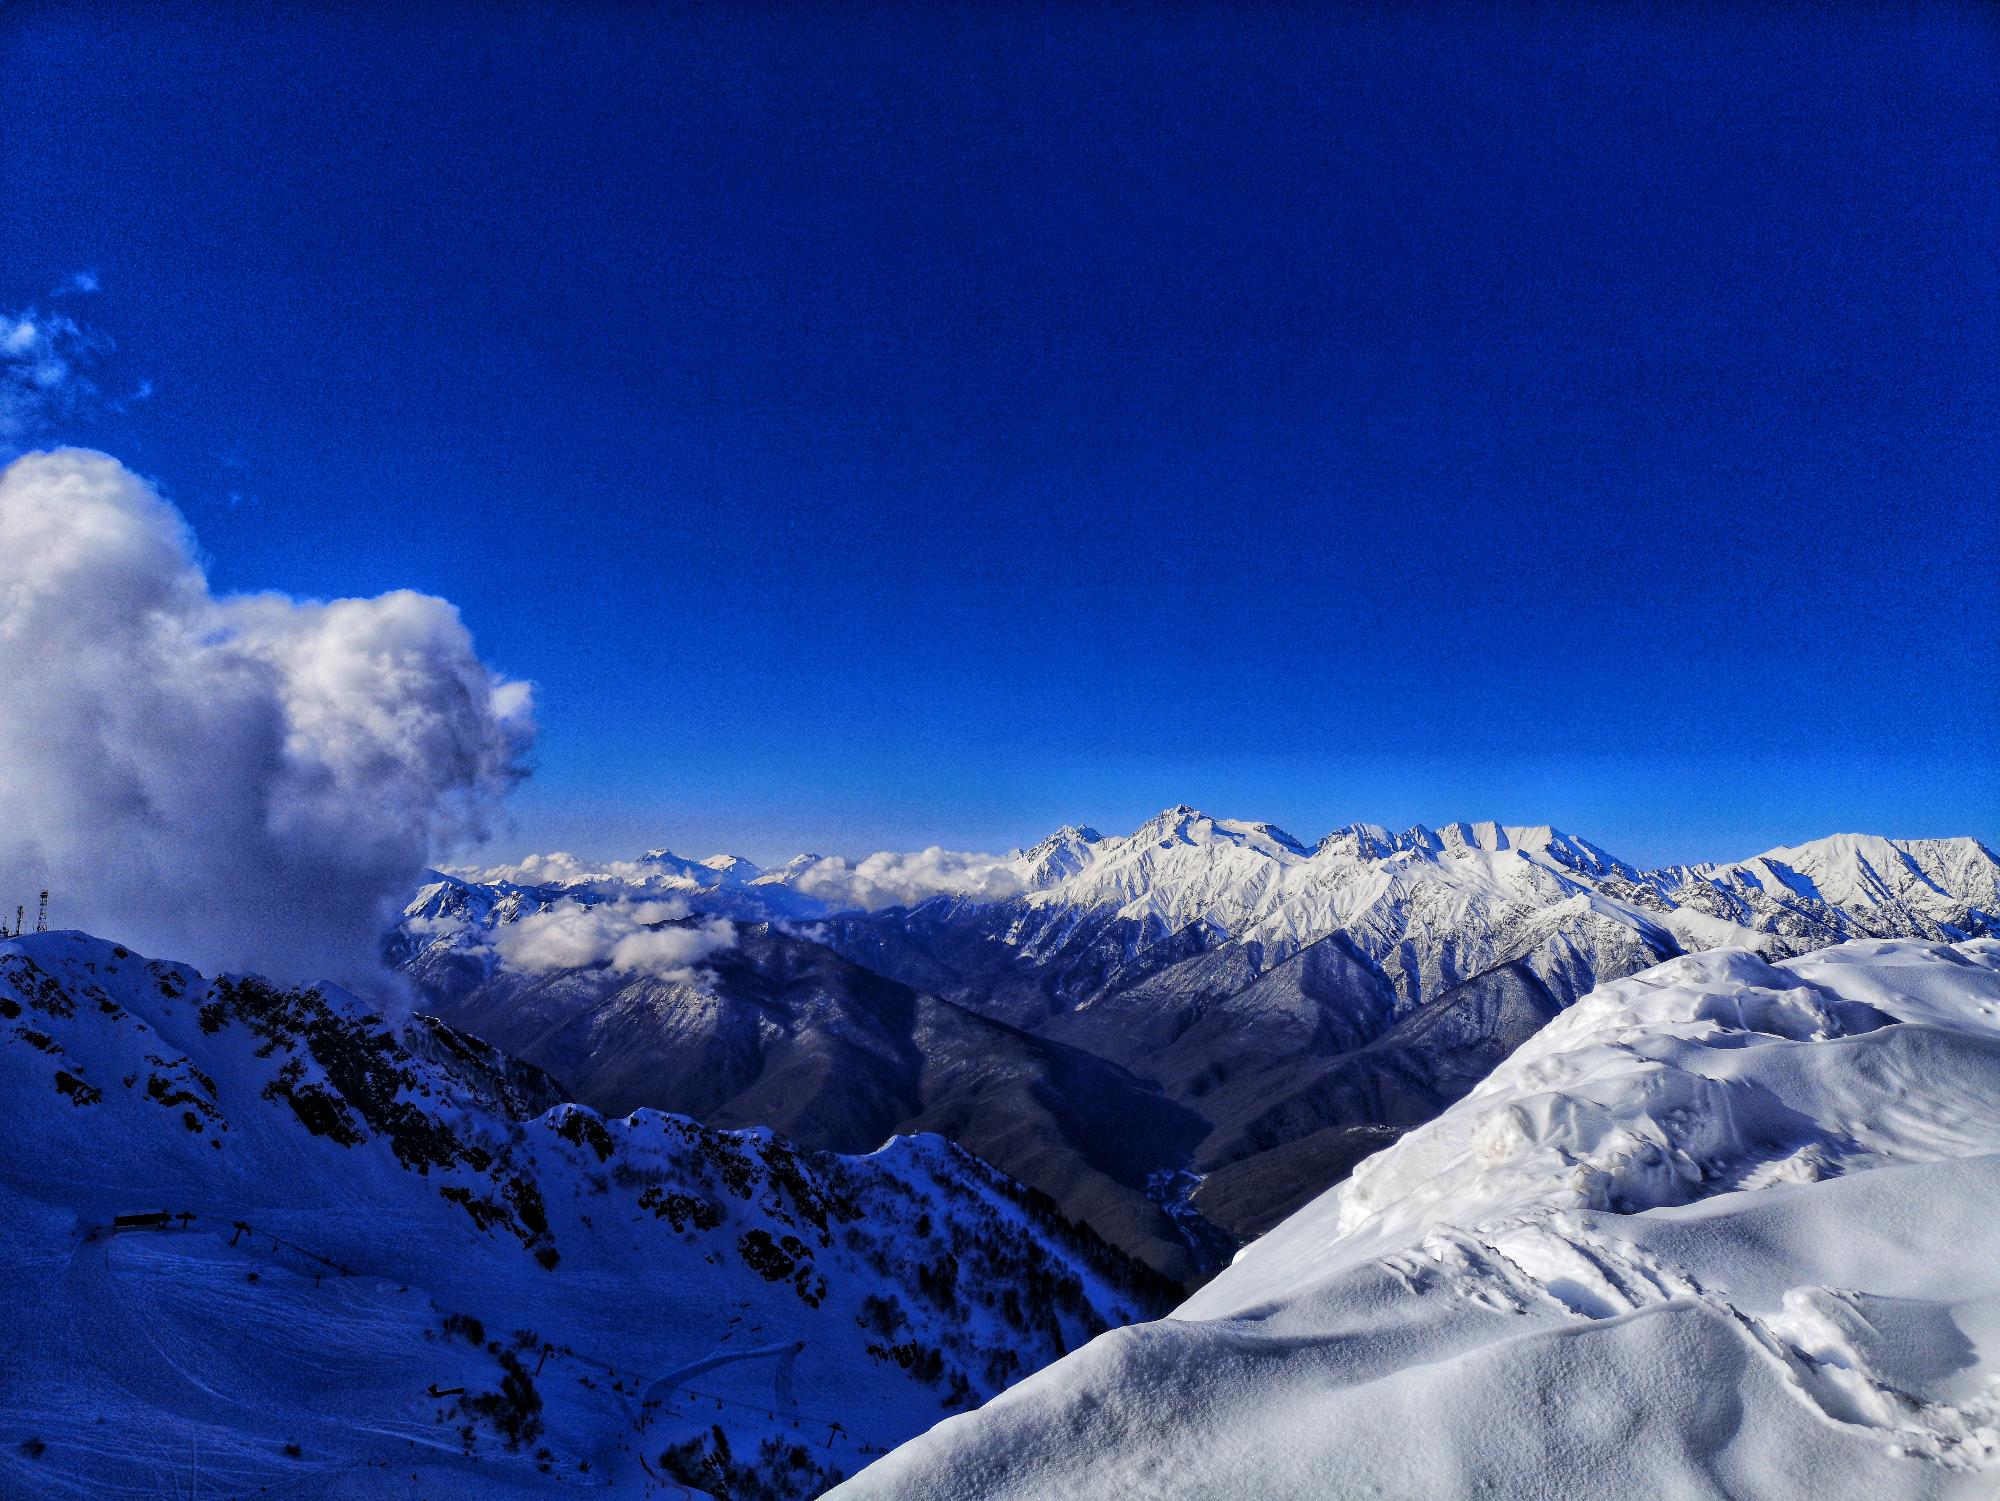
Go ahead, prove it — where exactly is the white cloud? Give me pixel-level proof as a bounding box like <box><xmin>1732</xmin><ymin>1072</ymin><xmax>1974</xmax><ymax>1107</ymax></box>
<box><xmin>490</xmin><ymin>899</ymin><xmax>732</xmax><ymax>981</ymax></box>
<box><xmin>0</xmin><ymin>448</ymin><xmax>534</xmax><ymax>989</ymax></box>
<box><xmin>789</xmin><ymin>847</ymin><xmax>1024</xmax><ymax>911</ymax></box>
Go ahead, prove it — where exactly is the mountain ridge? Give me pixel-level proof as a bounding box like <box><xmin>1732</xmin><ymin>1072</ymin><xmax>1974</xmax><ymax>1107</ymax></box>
<box><xmin>0</xmin><ymin>929</ymin><xmax>1168</xmax><ymax>1498</ymax></box>
<box><xmin>401</xmin><ymin>816</ymin><xmax>2000</xmax><ymax>1278</ymax></box>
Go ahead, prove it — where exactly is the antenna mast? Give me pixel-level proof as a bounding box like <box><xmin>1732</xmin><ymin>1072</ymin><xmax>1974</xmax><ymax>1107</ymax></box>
<box><xmin>36</xmin><ymin>891</ymin><xmax>48</xmax><ymax>933</ymax></box>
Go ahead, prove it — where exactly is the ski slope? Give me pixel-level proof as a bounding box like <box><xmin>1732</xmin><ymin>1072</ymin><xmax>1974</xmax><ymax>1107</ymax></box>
<box><xmin>0</xmin><ymin>931</ymin><xmax>1161</xmax><ymax>1499</ymax></box>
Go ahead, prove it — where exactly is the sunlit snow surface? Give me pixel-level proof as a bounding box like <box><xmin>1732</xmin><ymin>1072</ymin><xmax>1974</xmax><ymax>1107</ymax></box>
<box><xmin>836</xmin><ymin>939</ymin><xmax>2000</xmax><ymax>1500</ymax></box>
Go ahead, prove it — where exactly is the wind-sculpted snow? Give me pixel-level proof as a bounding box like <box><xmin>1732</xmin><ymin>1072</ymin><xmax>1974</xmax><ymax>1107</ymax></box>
<box><xmin>0</xmin><ymin>931</ymin><xmax>1166</xmax><ymax>1499</ymax></box>
<box><xmin>832</xmin><ymin>939</ymin><xmax>2000</xmax><ymax>1500</ymax></box>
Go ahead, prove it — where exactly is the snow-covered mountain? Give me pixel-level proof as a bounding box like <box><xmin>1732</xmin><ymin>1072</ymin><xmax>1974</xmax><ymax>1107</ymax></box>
<box><xmin>396</xmin><ymin>814</ymin><xmax>2000</xmax><ymax>1277</ymax></box>
<box><xmin>0</xmin><ymin>931</ymin><xmax>1165</xmax><ymax>1499</ymax></box>
<box><xmin>396</xmin><ymin>911</ymin><xmax>1219</xmax><ymax>1284</ymax></box>
<box><xmin>835</xmin><ymin>938</ymin><xmax>2000</xmax><ymax>1499</ymax></box>
<box><xmin>954</xmin><ymin>811</ymin><xmax>2000</xmax><ymax>1013</ymax></box>
<box><xmin>429</xmin><ymin>814</ymin><xmax>2000</xmax><ymax>1002</ymax></box>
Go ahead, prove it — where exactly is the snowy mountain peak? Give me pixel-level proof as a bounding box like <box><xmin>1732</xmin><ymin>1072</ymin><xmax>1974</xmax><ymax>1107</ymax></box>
<box><xmin>1313</xmin><ymin>823</ymin><xmax>1398</xmax><ymax>859</ymax></box>
<box><xmin>1014</xmin><ymin>824</ymin><xmax>1107</xmax><ymax>888</ymax></box>
<box><xmin>1130</xmin><ymin>805</ymin><xmax>1309</xmax><ymax>859</ymax></box>
<box><xmin>1684</xmin><ymin>833</ymin><xmax>2000</xmax><ymax>933</ymax></box>
<box><xmin>630</xmin><ymin>847</ymin><xmax>769</xmax><ymax>890</ymax></box>
<box><xmin>750</xmin><ymin>852</ymin><xmax>826</xmax><ymax>886</ymax></box>
<box><xmin>1019</xmin><ymin>823</ymin><xmax>1104</xmax><ymax>854</ymax></box>
<box><xmin>1433</xmin><ymin>820</ymin><xmax>1550</xmax><ymax>856</ymax></box>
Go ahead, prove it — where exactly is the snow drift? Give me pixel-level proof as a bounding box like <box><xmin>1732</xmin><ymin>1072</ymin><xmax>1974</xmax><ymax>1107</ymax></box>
<box><xmin>834</xmin><ymin>938</ymin><xmax>2000</xmax><ymax>1500</ymax></box>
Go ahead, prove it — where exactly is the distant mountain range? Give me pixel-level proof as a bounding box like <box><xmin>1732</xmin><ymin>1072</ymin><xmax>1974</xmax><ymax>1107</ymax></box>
<box><xmin>393</xmin><ymin>813</ymin><xmax>2000</xmax><ymax>1284</ymax></box>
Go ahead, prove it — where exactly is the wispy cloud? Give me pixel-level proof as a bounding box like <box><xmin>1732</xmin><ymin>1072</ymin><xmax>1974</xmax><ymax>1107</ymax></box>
<box><xmin>110</xmin><ymin>377</ymin><xmax>154</xmax><ymax>414</ymax></box>
<box><xmin>0</xmin><ymin>285</ymin><xmax>110</xmax><ymax>444</ymax></box>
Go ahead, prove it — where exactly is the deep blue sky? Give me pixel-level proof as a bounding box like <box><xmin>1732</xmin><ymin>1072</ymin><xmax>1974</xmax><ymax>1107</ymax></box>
<box><xmin>4</xmin><ymin>2</ymin><xmax>1995</xmax><ymax>866</ymax></box>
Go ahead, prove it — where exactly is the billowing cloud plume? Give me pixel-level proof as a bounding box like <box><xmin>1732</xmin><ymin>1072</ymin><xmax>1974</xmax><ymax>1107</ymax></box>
<box><xmin>490</xmin><ymin>899</ymin><xmax>734</xmax><ymax>980</ymax></box>
<box><xmin>788</xmin><ymin>847</ymin><xmax>1023</xmax><ymax>911</ymax></box>
<box><xmin>0</xmin><ymin>449</ymin><xmax>534</xmax><ymax>988</ymax></box>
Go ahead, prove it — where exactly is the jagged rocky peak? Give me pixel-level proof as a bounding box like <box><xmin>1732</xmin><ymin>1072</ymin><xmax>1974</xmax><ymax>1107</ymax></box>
<box><xmin>1396</xmin><ymin>821</ymin><xmax>1635</xmax><ymax>877</ymax></box>
<box><xmin>1431</xmin><ymin>819</ymin><xmax>1566</xmax><ymax>856</ymax></box>
<box><xmin>1313</xmin><ymin>823</ymin><xmax>1398</xmax><ymax>860</ymax></box>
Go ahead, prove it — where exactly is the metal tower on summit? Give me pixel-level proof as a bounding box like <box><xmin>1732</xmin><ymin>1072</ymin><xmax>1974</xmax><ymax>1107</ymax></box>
<box><xmin>0</xmin><ymin>892</ymin><xmax>49</xmax><ymax>938</ymax></box>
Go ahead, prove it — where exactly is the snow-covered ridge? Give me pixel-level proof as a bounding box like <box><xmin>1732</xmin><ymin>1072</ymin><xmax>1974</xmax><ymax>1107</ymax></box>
<box><xmin>836</xmin><ymin>938</ymin><xmax>2000</xmax><ymax>1499</ymax></box>
<box><xmin>989</xmin><ymin>812</ymin><xmax>1997</xmax><ymax>975</ymax></box>
<box><xmin>0</xmin><ymin>930</ymin><xmax>1166</xmax><ymax>1499</ymax></box>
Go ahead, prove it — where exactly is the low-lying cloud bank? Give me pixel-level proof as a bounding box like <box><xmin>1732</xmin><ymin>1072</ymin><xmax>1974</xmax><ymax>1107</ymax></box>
<box><xmin>788</xmin><ymin>848</ymin><xmax>1024</xmax><ymax>910</ymax></box>
<box><xmin>0</xmin><ymin>448</ymin><xmax>533</xmax><ymax>988</ymax></box>
<box><xmin>450</xmin><ymin>845</ymin><xmax>1024</xmax><ymax>915</ymax></box>
<box><xmin>453</xmin><ymin>851</ymin><xmax>661</xmax><ymax>887</ymax></box>
<box><xmin>490</xmin><ymin>899</ymin><xmax>735</xmax><ymax>981</ymax></box>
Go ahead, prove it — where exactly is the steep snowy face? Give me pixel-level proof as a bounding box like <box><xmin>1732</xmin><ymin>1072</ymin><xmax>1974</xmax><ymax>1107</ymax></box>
<box><xmin>835</xmin><ymin>939</ymin><xmax>2000</xmax><ymax>1501</ymax></box>
<box><xmin>1680</xmin><ymin>834</ymin><xmax>2000</xmax><ymax>941</ymax></box>
<box><xmin>1011</xmin><ymin>825</ymin><xmax>1105</xmax><ymax>889</ymax></box>
<box><xmin>0</xmin><ymin>931</ymin><xmax>1164</xmax><ymax>1500</ymax></box>
<box><xmin>962</xmin><ymin>807</ymin><xmax>1692</xmax><ymax>1014</ymax></box>
<box><xmin>1008</xmin><ymin>805</ymin><xmax>1313</xmax><ymax>937</ymax></box>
